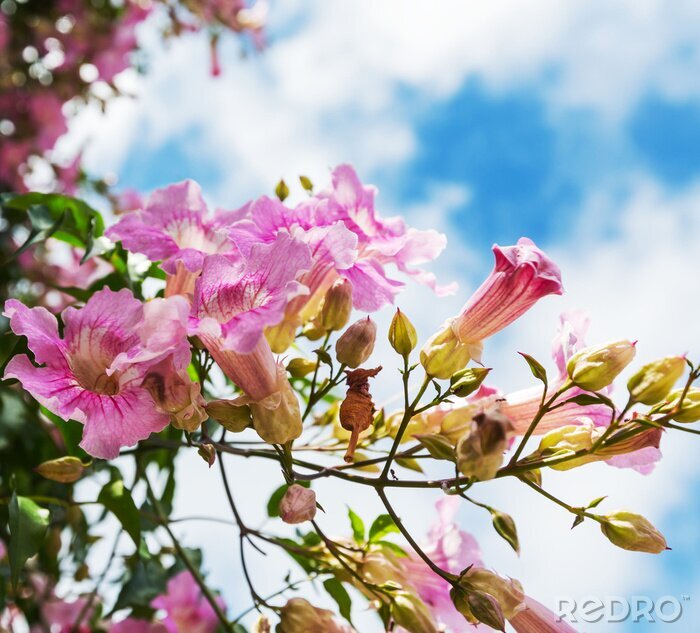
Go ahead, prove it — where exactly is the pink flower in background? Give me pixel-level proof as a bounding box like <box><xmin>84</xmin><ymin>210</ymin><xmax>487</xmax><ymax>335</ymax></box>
<box><xmin>114</xmin><ymin>188</ymin><xmax>144</xmax><ymax>215</ymax></box>
<box><xmin>110</xmin><ymin>619</ymin><xmax>167</xmax><ymax>633</ymax></box>
<box><xmin>190</xmin><ymin>233</ymin><xmax>310</xmax><ymax>400</ymax></box>
<box><xmin>402</xmin><ymin>497</ymin><xmax>485</xmax><ymax>632</ymax></box>
<box><xmin>151</xmin><ymin>571</ymin><xmax>225</xmax><ymax>633</ymax></box>
<box><xmin>42</xmin><ymin>596</ymin><xmax>93</xmax><ymax>633</ymax></box>
<box><xmin>106</xmin><ymin>180</ymin><xmax>247</xmax><ymax>297</ymax></box>
<box><xmin>510</xmin><ymin>596</ymin><xmax>578</xmax><ymax>632</ymax></box>
<box><xmin>3</xmin><ymin>289</ymin><xmax>191</xmax><ymax>458</ymax></box>
<box><xmin>451</xmin><ymin>238</ymin><xmax>563</xmax><ymax>360</ymax></box>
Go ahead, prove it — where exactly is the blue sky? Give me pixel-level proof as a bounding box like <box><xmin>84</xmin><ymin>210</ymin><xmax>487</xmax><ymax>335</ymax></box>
<box><xmin>64</xmin><ymin>1</ymin><xmax>700</xmax><ymax>630</ymax></box>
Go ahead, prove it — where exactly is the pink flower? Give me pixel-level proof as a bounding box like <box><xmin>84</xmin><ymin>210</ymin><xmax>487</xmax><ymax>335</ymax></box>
<box><xmin>190</xmin><ymin>232</ymin><xmax>310</xmax><ymax>401</ymax></box>
<box><xmin>110</xmin><ymin>619</ymin><xmax>168</xmax><ymax>633</ymax></box>
<box><xmin>151</xmin><ymin>571</ymin><xmax>225</xmax><ymax>633</ymax></box>
<box><xmin>320</xmin><ymin>164</ymin><xmax>455</xmax><ymax>309</ymax></box>
<box><xmin>106</xmin><ymin>180</ymin><xmax>247</xmax><ymax>298</ymax></box>
<box><xmin>402</xmin><ymin>497</ymin><xmax>485</xmax><ymax>632</ymax></box>
<box><xmin>510</xmin><ymin>596</ymin><xmax>578</xmax><ymax>632</ymax></box>
<box><xmin>3</xmin><ymin>289</ymin><xmax>191</xmax><ymax>459</ymax></box>
<box><xmin>42</xmin><ymin>596</ymin><xmax>93</xmax><ymax>633</ymax></box>
<box><xmin>451</xmin><ymin>238</ymin><xmax>563</xmax><ymax>359</ymax></box>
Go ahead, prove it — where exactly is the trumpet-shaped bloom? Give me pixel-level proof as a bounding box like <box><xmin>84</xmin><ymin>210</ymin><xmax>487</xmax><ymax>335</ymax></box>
<box><xmin>4</xmin><ymin>289</ymin><xmax>190</xmax><ymax>459</ymax></box>
<box><xmin>190</xmin><ymin>232</ymin><xmax>311</xmax><ymax>400</ymax></box>
<box><xmin>151</xmin><ymin>571</ymin><xmax>225</xmax><ymax>633</ymax></box>
<box><xmin>105</xmin><ymin>180</ymin><xmax>247</xmax><ymax>296</ymax></box>
<box><xmin>452</xmin><ymin>238</ymin><xmax>563</xmax><ymax>351</ymax></box>
<box><xmin>510</xmin><ymin>597</ymin><xmax>578</xmax><ymax>632</ymax></box>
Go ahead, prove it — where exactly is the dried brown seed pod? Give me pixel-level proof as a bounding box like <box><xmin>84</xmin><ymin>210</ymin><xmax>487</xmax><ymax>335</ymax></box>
<box><xmin>339</xmin><ymin>366</ymin><xmax>382</xmax><ymax>462</ymax></box>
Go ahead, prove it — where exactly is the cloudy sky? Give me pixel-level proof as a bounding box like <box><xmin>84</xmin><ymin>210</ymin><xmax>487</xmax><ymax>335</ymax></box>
<box><xmin>65</xmin><ymin>1</ymin><xmax>700</xmax><ymax>630</ymax></box>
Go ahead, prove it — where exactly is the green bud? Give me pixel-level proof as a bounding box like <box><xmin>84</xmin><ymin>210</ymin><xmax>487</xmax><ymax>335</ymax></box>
<box><xmin>335</xmin><ymin>317</ymin><xmax>377</xmax><ymax>368</ymax></box>
<box><xmin>657</xmin><ymin>387</ymin><xmax>700</xmax><ymax>422</ymax></box>
<box><xmin>450</xmin><ymin>367</ymin><xmax>491</xmax><ymax>397</ymax></box>
<box><xmin>320</xmin><ymin>279</ymin><xmax>353</xmax><ymax>332</ymax></box>
<box><xmin>627</xmin><ymin>356</ymin><xmax>686</xmax><ymax>404</ymax></box>
<box><xmin>567</xmin><ymin>340</ymin><xmax>637</xmax><ymax>391</ymax></box>
<box><xmin>389</xmin><ymin>308</ymin><xmax>418</xmax><ymax>357</ymax></box>
<box><xmin>206</xmin><ymin>400</ymin><xmax>252</xmax><ymax>433</ymax></box>
<box><xmin>286</xmin><ymin>357</ymin><xmax>317</xmax><ymax>378</ymax></box>
<box><xmin>600</xmin><ymin>510</ymin><xmax>667</xmax><ymax>553</ymax></box>
<box><xmin>392</xmin><ymin>591</ymin><xmax>439</xmax><ymax>633</ymax></box>
<box><xmin>490</xmin><ymin>509</ymin><xmax>520</xmax><ymax>554</ymax></box>
<box><xmin>197</xmin><ymin>443</ymin><xmax>216</xmax><ymax>467</ymax></box>
<box><xmin>420</xmin><ymin>324</ymin><xmax>479</xmax><ymax>380</ymax></box>
<box><xmin>278</xmin><ymin>598</ymin><xmax>350</xmax><ymax>633</ymax></box>
<box><xmin>462</xmin><ymin>569</ymin><xmax>525</xmax><ymax>619</ymax></box>
<box><xmin>467</xmin><ymin>591</ymin><xmax>506</xmax><ymax>632</ymax></box>
<box><xmin>34</xmin><ymin>456</ymin><xmax>88</xmax><ymax>484</ymax></box>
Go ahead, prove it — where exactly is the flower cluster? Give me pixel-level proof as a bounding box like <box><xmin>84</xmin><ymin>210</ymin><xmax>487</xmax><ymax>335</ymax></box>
<box><xmin>1</xmin><ymin>167</ymin><xmax>697</xmax><ymax>633</ymax></box>
<box><xmin>0</xmin><ymin>0</ymin><xmax>265</xmax><ymax>193</ymax></box>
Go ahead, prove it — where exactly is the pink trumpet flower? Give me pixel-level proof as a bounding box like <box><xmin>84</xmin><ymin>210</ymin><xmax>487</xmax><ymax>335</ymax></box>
<box><xmin>510</xmin><ymin>597</ymin><xmax>578</xmax><ymax>632</ymax></box>
<box><xmin>190</xmin><ymin>232</ymin><xmax>311</xmax><ymax>401</ymax></box>
<box><xmin>3</xmin><ymin>289</ymin><xmax>193</xmax><ymax>459</ymax></box>
<box><xmin>106</xmin><ymin>180</ymin><xmax>247</xmax><ymax>298</ymax></box>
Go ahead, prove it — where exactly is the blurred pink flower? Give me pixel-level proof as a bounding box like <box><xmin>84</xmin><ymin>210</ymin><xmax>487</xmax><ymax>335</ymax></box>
<box><xmin>42</xmin><ymin>596</ymin><xmax>93</xmax><ymax>633</ymax></box>
<box><xmin>151</xmin><ymin>571</ymin><xmax>225</xmax><ymax>633</ymax></box>
<box><xmin>110</xmin><ymin>618</ymin><xmax>168</xmax><ymax>633</ymax></box>
<box><xmin>3</xmin><ymin>289</ymin><xmax>190</xmax><ymax>458</ymax></box>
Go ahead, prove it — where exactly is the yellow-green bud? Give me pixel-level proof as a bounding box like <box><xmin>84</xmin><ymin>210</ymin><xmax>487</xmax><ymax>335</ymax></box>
<box><xmin>335</xmin><ymin>317</ymin><xmax>377</xmax><ymax>368</ymax></box>
<box><xmin>627</xmin><ymin>356</ymin><xmax>686</xmax><ymax>405</ymax></box>
<box><xmin>420</xmin><ymin>323</ymin><xmax>479</xmax><ymax>379</ymax></box>
<box><xmin>456</xmin><ymin>411</ymin><xmax>513</xmax><ymax>480</ymax></box>
<box><xmin>389</xmin><ymin>308</ymin><xmax>417</xmax><ymax>357</ymax></box>
<box><xmin>567</xmin><ymin>339</ymin><xmax>636</xmax><ymax>391</ymax></box>
<box><xmin>34</xmin><ymin>456</ymin><xmax>88</xmax><ymax>483</ymax></box>
<box><xmin>600</xmin><ymin>510</ymin><xmax>667</xmax><ymax>553</ymax></box>
<box><xmin>250</xmin><ymin>378</ymin><xmax>303</xmax><ymax>444</ymax></box>
<box><xmin>392</xmin><ymin>591</ymin><xmax>439</xmax><ymax>633</ymax></box>
<box><xmin>206</xmin><ymin>400</ymin><xmax>252</xmax><ymax>433</ymax></box>
<box><xmin>278</xmin><ymin>598</ymin><xmax>353</xmax><ymax>633</ymax></box>
<box><xmin>535</xmin><ymin>423</ymin><xmax>596</xmax><ymax>470</ymax></box>
<box><xmin>461</xmin><ymin>569</ymin><xmax>525</xmax><ymax>619</ymax></box>
<box><xmin>286</xmin><ymin>357</ymin><xmax>317</xmax><ymax>378</ymax></box>
<box><xmin>320</xmin><ymin>279</ymin><xmax>353</xmax><ymax>332</ymax></box>
<box><xmin>265</xmin><ymin>318</ymin><xmax>300</xmax><ymax>353</ymax></box>
<box><xmin>450</xmin><ymin>367</ymin><xmax>491</xmax><ymax>397</ymax></box>
<box><xmin>658</xmin><ymin>387</ymin><xmax>700</xmax><ymax>422</ymax></box>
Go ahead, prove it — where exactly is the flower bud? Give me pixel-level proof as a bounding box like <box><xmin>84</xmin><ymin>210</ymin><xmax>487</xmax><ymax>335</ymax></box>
<box><xmin>206</xmin><ymin>400</ymin><xmax>252</xmax><ymax>433</ymax></box>
<box><xmin>388</xmin><ymin>308</ymin><xmax>417</xmax><ymax>357</ymax></box>
<box><xmin>536</xmin><ymin>423</ymin><xmax>596</xmax><ymax>470</ymax></box>
<box><xmin>392</xmin><ymin>591</ymin><xmax>439</xmax><ymax>633</ymax></box>
<box><xmin>420</xmin><ymin>324</ymin><xmax>479</xmax><ymax>379</ymax></box>
<box><xmin>600</xmin><ymin>510</ymin><xmax>667</xmax><ymax>553</ymax></box>
<box><xmin>287</xmin><ymin>357</ymin><xmax>317</xmax><ymax>378</ymax></box>
<box><xmin>462</xmin><ymin>569</ymin><xmax>525</xmax><ymax>619</ymax></box>
<box><xmin>456</xmin><ymin>411</ymin><xmax>513</xmax><ymax>480</ymax></box>
<box><xmin>197</xmin><ymin>443</ymin><xmax>216</xmax><ymax>468</ymax></box>
<box><xmin>627</xmin><ymin>356</ymin><xmax>686</xmax><ymax>405</ymax></box>
<box><xmin>566</xmin><ymin>340</ymin><xmax>636</xmax><ymax>391</ymax></box>
<box><xmin>252</xmin><ymin>616</ymin><xmax>271</xmax><ymax>633</ymax></box>
<box><xmin>450</xmin><ymin>367</ymin><xmax>491</xmax><ymax>398</ymax></box>
<box><xmin>34</xmin><ymin>456</ymin><xmax>87</xmax><ymax>484</ymax></box>
<box><xmin>320</xmin><ymin>279</ymin><xmax>353</xmax><ymax>332</ymax></box>
<box><xmin>250</xmin><ymin>375</ymin><xmax>303</xmax><ymax>444</ymax></box>
<box><xmin>279</xmin><ymin>484</ymin><xmax>317</xmax><ymax>524</ymax></box>
<box><xmin>141</xmin><ymin>365</ymin><xmax>207</xmax><ymax>432</ymax></box>
<box><xmin>657</xmin><ymin>387</ymin><xmax>700</xmax><ymax>422</ymax></box>
<box><xmin>359</xmin><ymin>550</ymin><xmax>405</xmax><ymax>586</ymax></box>
<box><xmin>278</xmin><ymin>598</ymin><xmax>355</xmax><ymax>633</ymax></box>
<box><xmin>335</xmin><ymin>317</ymin><xmax>377</xmax><ymax>368</ymax></box>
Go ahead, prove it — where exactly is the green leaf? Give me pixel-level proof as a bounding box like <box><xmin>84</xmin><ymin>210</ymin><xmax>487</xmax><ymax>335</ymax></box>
<box><xmin>98</xmin><ymin>480</ymin><xmax>141</xmax><ymax>548</ymax></box>
<box><xmin>518</xmin><ymin>352</ymin><xmax>548</xmax><ymax>386</ymax></box>
<box><xmin>414</xmin><ymin>434</ymin><xmax>456</xmax><ymax>462</ymax></box>
<box><xmin>314</xmin><ymin>347</ymin><xmax>333</xmax><ymax>368</ymax></box>
<box><xmin>275</xmin><ymin>179</ymin><xmax>290</xmax><ymax>202</ymax></box>
<box><xmin>369</xmin><ymin>514</ymin><xmax>400</xmax><ymax>542</ymax></box>
<box><xmin>395</xmin><ymin>457</ymin><xmax>423</xmax><ymax>473</ymax></box>
<box><xmin>587</xmin><ymin>496</ymin><xmax>607</xmax><ymax>509</ymax></box>
<box><xmin>376</xmin><ymin>540</ymin><xmax>408</xmax><ymax>558</ymax></box>
<box><xmin>8</xmin><ymin>493</ymin><xmax>50</xmax><ymax>588</ymax></box>
<box><xmin>347</xmin><ymin>507</ymin><xmax>365</xmax><ymax>543</ymax></box>
<box><xmin>114</xmin><ymin>558</ymin><xmax>167</xmax><ymax>610</ymax></box>
<box><xmin>323</xmin><ymin>578</ymin><xmax>353</xmax><ymax>624</ymax></box>
<box><xmin>1</xmin><ymin>192</ymin><xmax>105</xmax><ymax>263</ymax></box>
